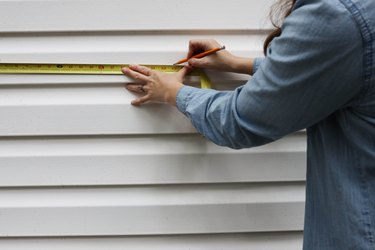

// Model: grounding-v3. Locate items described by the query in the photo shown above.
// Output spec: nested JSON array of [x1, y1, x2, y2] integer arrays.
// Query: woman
[[122, 0, 375, 249]]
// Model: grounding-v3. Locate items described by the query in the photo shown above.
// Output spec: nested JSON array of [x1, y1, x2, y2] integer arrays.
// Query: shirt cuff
[[176, 85, 198, 114], [252, 57, 265, 74]]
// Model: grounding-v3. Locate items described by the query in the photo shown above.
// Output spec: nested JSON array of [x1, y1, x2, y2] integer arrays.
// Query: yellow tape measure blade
[[0, 63, 212, 89]]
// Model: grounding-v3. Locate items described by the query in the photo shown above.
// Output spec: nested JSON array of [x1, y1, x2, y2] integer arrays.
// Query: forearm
[[229, 56, 255, 75]]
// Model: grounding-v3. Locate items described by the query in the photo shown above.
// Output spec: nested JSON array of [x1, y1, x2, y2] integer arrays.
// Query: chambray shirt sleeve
[[252, 57, 264, 75], [176, 1, 363, 149]]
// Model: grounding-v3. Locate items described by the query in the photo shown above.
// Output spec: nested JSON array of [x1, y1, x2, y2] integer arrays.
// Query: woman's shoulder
[[290, 0, 373, 55], [285, 0, 364, 42], [293, 0, 356, 18], [294, 0, 373, 26]]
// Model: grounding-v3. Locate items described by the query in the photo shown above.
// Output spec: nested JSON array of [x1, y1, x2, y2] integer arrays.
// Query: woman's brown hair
[[263, 0, 297, 55]]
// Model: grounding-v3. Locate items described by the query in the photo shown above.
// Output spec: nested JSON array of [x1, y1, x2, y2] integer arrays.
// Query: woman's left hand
[[122, 64, 192, 106]]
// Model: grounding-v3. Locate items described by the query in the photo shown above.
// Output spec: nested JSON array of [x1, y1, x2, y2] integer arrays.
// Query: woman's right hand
[[187, 39, 254, 75]]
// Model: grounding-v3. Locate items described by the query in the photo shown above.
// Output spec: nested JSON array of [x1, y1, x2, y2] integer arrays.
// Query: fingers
[[176, 65, 193, 80], [122, 65, 150, 82], [125, 84, 150, 106], [123, 65, 151, 100], [128, 64, 152, 76], [131, 95, 151, 106], [187, 39, 222, 69], [123, 64, 187, 106], [188, 40, 206, 58], [188, 57, 209, 68], [125, 84, 148, 94], [188, 39, 221, 58]]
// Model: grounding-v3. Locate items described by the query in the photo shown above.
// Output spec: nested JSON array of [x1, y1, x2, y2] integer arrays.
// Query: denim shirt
[[176, 0, 375, 249]]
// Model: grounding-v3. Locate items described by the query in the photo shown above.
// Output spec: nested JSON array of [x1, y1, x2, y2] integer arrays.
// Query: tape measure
[[0, 63, 211, 89]]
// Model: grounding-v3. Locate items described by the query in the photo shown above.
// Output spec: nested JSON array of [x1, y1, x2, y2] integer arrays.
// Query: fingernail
[[131, 100, 139, 106]]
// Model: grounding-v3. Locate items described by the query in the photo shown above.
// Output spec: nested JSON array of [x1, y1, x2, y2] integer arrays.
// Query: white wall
[[0, 0, 305, 249]]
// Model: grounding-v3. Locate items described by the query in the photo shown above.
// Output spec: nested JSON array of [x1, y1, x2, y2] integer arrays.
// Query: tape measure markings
[[0, 63, 211, 88]]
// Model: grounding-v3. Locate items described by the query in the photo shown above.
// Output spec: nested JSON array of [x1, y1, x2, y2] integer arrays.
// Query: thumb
[[177, 65, 193, 80], [188, 58, 209, 68]]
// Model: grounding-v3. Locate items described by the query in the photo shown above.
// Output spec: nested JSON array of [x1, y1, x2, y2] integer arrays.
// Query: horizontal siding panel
[[0, 101, 195, 135], [0, 0, 273, 32], [0, 183, 305, 236], [0, 33, 265, 64], [0, 133, 306, 187], [0, 232, 303, 250], [0, 84, 307, 136]]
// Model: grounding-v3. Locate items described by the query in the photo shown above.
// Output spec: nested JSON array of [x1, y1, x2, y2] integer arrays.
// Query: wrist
[[165, 83, 184, 106]]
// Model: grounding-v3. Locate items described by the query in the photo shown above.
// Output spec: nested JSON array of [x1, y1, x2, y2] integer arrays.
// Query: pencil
[[174, 45, 225, 65]]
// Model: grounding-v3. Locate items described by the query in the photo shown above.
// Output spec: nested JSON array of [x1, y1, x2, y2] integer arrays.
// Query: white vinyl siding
[[0, 0, 305, 249]]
